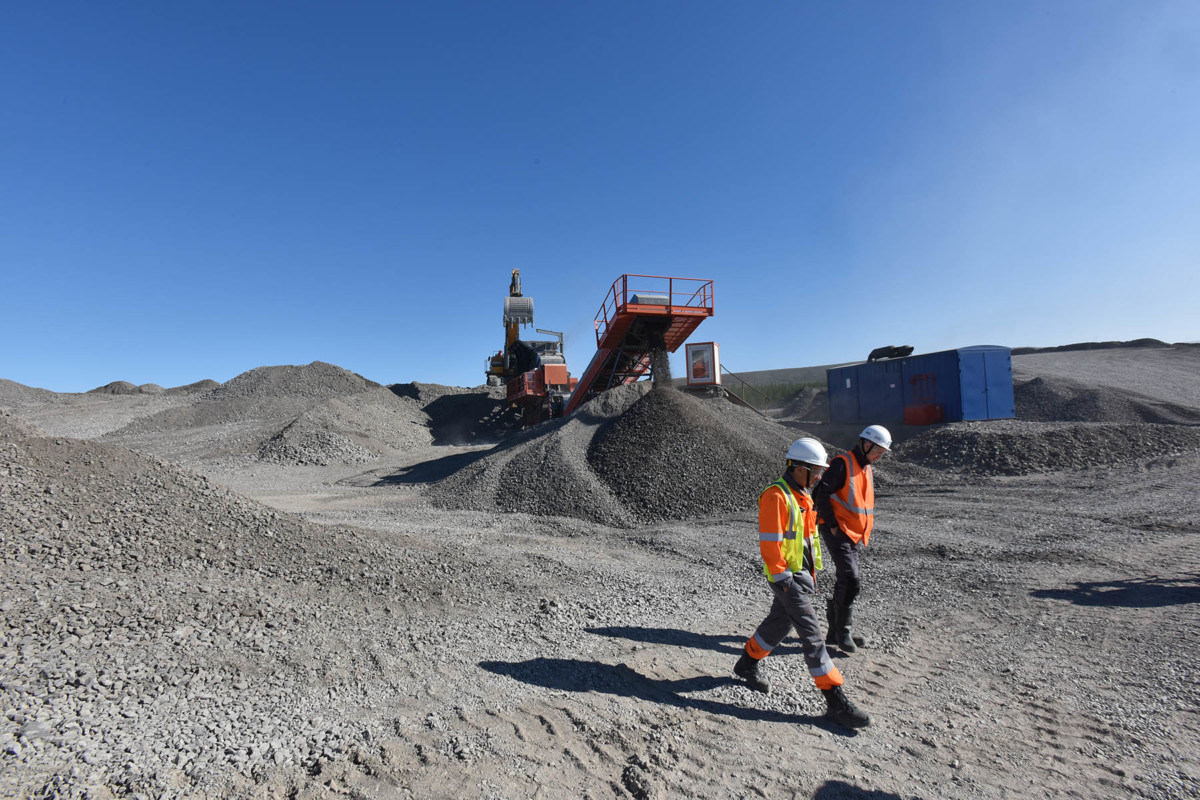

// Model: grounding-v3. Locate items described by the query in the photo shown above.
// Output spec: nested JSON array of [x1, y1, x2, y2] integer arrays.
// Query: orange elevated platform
[[563, 275, 714, 415]]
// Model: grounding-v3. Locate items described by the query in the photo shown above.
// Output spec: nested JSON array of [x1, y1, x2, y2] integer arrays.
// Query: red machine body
[[484, 270, 577, 426]]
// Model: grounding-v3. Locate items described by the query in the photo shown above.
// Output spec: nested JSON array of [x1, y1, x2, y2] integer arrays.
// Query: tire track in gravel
[[867, 610, 1151, 799]]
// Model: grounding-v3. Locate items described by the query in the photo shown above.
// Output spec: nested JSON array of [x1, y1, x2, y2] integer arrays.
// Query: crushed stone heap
[[423, 382, 652, 527], [0, 415, 446, 797], [1014, 376, 1200, 424], [895, 419, 1200, 476], [392, 381, 518, 445], [425, 385, 813, 526], [587, 386, 793, 521], [104, 362, 434, 466]]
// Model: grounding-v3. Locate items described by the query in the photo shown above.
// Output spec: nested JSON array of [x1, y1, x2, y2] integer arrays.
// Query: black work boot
[[825, 599, 838, 646], [733, 652, 770, 693], [822, 686, 871, 729], [843, 603, 866, 648], [835, 604, 857, 653]]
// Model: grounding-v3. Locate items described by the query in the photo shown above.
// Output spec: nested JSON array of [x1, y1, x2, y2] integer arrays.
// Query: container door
[[958, 352, 988, 420], [983, 349, 1015, 418], [827, 367, 860, 423], [859, 360, 905, 423]]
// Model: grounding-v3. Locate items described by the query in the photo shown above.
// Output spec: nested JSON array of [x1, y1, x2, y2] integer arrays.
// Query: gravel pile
[[426, 385, 828, 525], [0, 409, 40, 440], [588, 387, 792, 521], [0, 415, 447, 797], [1011, 337, 1170, 354], [1012, 344, 1200, 407], [255, 419, 377, 467], [424, 382, 949, 525], [0, 380, 57, 407], [117, 362, 382, 434], [393, 382, 518, 445], [252, 390, 433, 466], [389, 381, 490, 405], [424, 382, 652, 526], [165, 379, 220, 397], [1015, 376, 1200, 424], [894, 419, 1200, 476], [777, 386, 828, 421], [103, 363, 435, 465], [87, 382, 165, 396]]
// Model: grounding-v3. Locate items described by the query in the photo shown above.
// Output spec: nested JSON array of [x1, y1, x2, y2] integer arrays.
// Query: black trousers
[[819, 524, 861, 607]]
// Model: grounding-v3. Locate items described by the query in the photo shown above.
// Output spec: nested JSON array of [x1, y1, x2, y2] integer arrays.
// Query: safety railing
[[593, 274, 715, 346], [719, 365, 767, 409]]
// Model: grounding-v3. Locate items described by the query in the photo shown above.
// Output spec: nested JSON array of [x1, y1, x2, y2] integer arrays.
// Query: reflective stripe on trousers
[[744, 571, 843, 690]]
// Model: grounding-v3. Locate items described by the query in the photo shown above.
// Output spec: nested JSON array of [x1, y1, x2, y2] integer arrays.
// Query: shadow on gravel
[[584, 626, 814, 659], [585, 626, 744, 655], [480, 657, 859, 736], [812, 781, 904, 799], [374, 449, 490, 485], [1032, 575, 1200, 607], [371, 406, 627, 486]]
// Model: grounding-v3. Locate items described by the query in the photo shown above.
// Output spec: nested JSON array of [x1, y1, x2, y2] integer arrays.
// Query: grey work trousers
[[748, 571, 838, 684]]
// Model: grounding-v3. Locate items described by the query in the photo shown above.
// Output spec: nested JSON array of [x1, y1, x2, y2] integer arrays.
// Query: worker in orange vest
[[815, 424, 892, 654], [733, 437, 871, 729]]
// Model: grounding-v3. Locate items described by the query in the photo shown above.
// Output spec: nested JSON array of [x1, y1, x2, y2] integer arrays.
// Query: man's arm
[[814, 456, 846, 527]]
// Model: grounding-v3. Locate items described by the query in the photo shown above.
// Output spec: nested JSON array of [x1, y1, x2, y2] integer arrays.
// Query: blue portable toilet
[[827, 345, 1014, 424]]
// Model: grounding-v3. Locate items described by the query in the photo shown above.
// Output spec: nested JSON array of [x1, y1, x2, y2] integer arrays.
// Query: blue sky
[[3, 1, 1198, 393]]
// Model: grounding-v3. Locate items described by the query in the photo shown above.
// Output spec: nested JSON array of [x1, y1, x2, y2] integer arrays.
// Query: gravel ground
[[2, 344, 1199, 799]]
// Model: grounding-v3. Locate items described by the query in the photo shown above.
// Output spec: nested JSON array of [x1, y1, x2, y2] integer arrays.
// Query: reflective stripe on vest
[[830, 453, 875, 544], [759, 479, 822, 581]]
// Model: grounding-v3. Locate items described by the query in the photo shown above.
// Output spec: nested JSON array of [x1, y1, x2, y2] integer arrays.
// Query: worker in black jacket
[[814, 425, 891, 653]]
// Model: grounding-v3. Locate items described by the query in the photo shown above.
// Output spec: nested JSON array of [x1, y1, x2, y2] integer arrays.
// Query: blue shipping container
[[826, 345, 1014, 424]]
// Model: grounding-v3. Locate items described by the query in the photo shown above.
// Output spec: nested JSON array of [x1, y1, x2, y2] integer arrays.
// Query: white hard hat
[[860, 424, 892, 450], [786, 437, 829, 468]]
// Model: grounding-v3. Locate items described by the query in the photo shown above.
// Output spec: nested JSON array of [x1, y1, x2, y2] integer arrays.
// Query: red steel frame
[[593, 274, 715, 351], [564, 274, 714, 416]]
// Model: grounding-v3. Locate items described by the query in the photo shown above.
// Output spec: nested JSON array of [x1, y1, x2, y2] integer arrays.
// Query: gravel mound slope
[[165, 379, 220, 396], [777, 385, 828, 421], [1014, 376, 1200, 424], [0, 415, 448, 798], [0, 409, 41, 440], [588, 387, 793, 522], [254, 391, 432, 466], [393, 382, 519, 445], [0, 379, 57, 407], [1012, 344, 1200, 409], [114, 362, 382, 434], [104, 363, 434, 465], [894, 420, 1200, 476], [424, 383, 950, 525], [87, 381, 165, 396], [422, 382, 652, 526]]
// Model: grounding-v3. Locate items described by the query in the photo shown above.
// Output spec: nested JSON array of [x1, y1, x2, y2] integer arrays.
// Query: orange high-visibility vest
[[829, 453, 874, 545]]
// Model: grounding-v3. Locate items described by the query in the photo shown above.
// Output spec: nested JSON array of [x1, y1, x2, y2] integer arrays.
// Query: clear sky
[[4, 1, 1198, 393]]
